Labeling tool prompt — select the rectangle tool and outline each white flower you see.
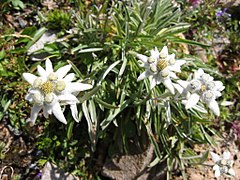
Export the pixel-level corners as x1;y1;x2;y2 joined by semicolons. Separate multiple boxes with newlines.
176;69;224;116
210;151;235;177
23;59;93;125
137;46;185;94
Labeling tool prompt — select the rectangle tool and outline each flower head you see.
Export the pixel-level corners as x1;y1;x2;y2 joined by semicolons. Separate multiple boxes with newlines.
136;46;185;94
210;151;235;177
23;59;93;125
176;69;224;116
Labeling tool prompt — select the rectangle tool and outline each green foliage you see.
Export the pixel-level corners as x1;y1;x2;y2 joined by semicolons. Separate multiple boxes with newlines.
46;9;72;30
0;0;25;13
0;0;238;179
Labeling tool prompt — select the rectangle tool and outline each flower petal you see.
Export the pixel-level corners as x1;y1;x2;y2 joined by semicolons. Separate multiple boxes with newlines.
213;164;220;171
136;54;148;63
214;81;225;91
169;71;178;79
185;93;200;109
58;94;79;102
228;168;235;176
223;151;231;160
194;68;204;79
207;100;220;116
64;73;75;82
210;152;221;162
43;105;52;117
67;82;93;93
150;47;160;59
168;60;186;72
159;46;168;58
25;93;33;102
192;104;208;113
137;70;151;82
56;64;72;79
172;83;184;94
52;102;67;124
175;60;186;66
162;78;175;94
214;167;221;177
176;80;189;88
45;59;53;74
23;73;37;85
37;65;47;78
150;76;157;89
27;105;42;126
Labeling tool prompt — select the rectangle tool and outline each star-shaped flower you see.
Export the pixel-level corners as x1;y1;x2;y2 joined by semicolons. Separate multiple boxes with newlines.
136;46;185;94
210;151;235;177
175;69;225;116
23;59;93;125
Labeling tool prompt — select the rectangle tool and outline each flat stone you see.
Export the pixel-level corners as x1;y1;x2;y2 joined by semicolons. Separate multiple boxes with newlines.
41;162;79;180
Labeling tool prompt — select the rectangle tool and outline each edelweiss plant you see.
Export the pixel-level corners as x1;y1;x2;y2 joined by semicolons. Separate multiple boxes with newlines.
137;46;186;94
175;69;225;116
210;151;235;177
23;59;93;125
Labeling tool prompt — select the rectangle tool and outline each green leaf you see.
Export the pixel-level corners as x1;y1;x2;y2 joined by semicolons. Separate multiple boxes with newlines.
168;37;210;48
100;99;132;130
94;97;118;109
112;14;123;36
67;60;84;79
79;48;103;53
67;120;75;140
11;0;25;10
71;44;88;54
78;86;101;103
26;27;47;50
119;55;127;77
97;60;120;85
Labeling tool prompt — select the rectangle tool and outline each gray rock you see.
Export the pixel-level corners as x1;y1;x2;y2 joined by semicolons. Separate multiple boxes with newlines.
41;162;79;180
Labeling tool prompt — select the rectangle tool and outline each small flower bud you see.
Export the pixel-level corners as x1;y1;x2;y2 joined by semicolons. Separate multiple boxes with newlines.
161;69;169;77
147;56;155;64
150;65;157;73
56;80;66;92
33;92;44;105
33;78;43;88
48;73;58;81
168;57;175;65
202;90;215;102
188;80;201;92
45;93;54;103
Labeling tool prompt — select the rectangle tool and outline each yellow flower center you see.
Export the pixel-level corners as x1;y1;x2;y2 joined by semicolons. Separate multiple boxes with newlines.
157;59;168;71
40;81;54;95
220;159;227;166
200;85;207;92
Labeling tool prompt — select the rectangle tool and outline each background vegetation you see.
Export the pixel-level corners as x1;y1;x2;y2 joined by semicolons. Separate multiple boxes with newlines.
0;0;239;179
